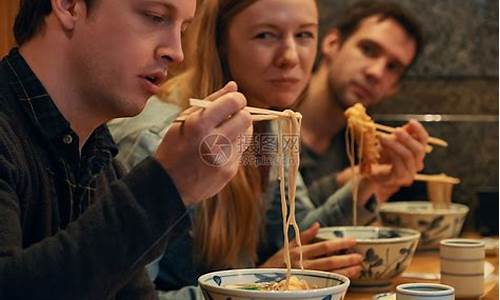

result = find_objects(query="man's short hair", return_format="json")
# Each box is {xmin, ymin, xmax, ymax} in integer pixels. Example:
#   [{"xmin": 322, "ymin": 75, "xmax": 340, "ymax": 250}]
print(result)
[
  {"xmin": 334, "ymin": 0, "xmax": 424, "ymax": 67},
  {"xmin": 13, "ymin": 0, "xmax": 96, "ymax": 46}
]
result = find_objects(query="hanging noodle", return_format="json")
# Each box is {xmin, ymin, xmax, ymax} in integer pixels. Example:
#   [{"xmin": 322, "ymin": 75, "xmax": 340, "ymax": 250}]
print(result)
[
  {"xmin": 275, "ymin": 110, "xmax": 310, "ymax": 290},
  {"xmin": 224, "ymin": 109, "xmax": 314, "ymax": 291},
  {"xmin": 344, "ymin": 103, "xmax": 381, "ymax": 226},
  {"xmin": 187, "ymin": 99, "xmax": 313, "ymax": 291}
]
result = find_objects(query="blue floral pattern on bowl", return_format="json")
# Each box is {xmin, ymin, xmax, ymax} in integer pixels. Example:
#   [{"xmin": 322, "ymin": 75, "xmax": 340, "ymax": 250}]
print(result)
[
  {"xmin": 198, "ymin": 268, "xmax": 350, "ymax": 300},
  {"xmin": 317, "ymin": 226, "xmax": 420, "ymax": 289},
  {"xmin": 379, "ymin": 201, "xmax": 469, "ymax": 249}
]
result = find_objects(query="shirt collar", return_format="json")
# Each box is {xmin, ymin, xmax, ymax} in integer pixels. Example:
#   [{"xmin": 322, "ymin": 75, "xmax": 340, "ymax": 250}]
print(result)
[{"xmin": 2, "ymin": 48, "xmax": 117, "ymax": 158}]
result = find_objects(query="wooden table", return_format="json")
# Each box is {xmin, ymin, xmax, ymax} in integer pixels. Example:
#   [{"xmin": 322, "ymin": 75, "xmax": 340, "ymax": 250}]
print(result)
[{"xmin": 347, "ymin": 235, "xmax": 498, "ymax": 300}]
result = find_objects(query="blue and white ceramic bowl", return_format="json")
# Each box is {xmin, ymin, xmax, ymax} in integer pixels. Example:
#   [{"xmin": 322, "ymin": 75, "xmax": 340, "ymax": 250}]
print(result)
[
  {"xmin": 198, "ymin": 268, "xmax": 350, "ymax": 300},
  {"xmin": 379, "ymin": 201, "xmax": 469, "ymax": 249},
  {"xmin": 316, "ymin": 226, "xmax": 420, "ymax": 289}
]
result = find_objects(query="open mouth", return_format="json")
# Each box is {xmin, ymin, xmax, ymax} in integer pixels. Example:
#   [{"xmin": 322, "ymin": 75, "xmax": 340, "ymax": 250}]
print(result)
[{"xmin": 144, "ymin": 75, "xmax": 161, "ymax": 86}]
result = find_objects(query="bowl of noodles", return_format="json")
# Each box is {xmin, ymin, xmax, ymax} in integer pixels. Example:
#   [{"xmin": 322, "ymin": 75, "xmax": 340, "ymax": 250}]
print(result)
[
  {"xmin": 316, "ymin": 226, "xmax": 420, "ymax": 290},
  {"xmin": 198, "ymin": 268, "xmax": 350, "ymax": 300},
  {"xmin": 379, "ymin": 201, "xmax": 469, "ymax": 249}
]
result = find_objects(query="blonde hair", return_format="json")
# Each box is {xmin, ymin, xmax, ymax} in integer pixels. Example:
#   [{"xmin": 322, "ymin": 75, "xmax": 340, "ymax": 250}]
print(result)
[{"xmin": 160, "ymin": 0, "xmax": 264, "ymax": 269}]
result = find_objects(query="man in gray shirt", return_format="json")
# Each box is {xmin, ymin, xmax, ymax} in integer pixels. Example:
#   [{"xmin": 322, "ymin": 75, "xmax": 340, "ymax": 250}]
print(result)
[{"xmin": 298, "ymin": 0, "xmax": 428, "ymax": 210}]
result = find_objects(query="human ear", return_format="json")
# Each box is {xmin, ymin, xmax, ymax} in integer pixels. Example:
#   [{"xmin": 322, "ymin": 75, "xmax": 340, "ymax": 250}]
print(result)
[
  {"xmin": 321, "ymin": 29, "xmax": 341, "ymax": 62},
  {"xmin": 50, "ymin": 0, "xmax": 87, "ymax": 31}
]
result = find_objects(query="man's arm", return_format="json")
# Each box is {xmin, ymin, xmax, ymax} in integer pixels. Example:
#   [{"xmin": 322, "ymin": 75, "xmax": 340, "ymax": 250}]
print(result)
[{"xmin": 0, "ymin": 156, "xmax": 189, "ymax": 300}]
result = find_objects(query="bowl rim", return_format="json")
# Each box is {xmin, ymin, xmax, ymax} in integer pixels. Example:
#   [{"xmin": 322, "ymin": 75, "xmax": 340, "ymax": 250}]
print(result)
[
  {"xmin": 316, "ymin": 226, "xmax": 421, "ymax": 244},
  {"xmin": 378, "ymin": 201, "xmax": 469, "ymax": 215},
  {"xmin": 396, "ymin": 283, "xmax": 455, "ymax": 296},
  {"xmin": 198, "ymin": 268, "xmax": 350, "ymax": 298},
  {"xmin": 440, "ymin": 238, "xmax": 485, "ymax": 248}
]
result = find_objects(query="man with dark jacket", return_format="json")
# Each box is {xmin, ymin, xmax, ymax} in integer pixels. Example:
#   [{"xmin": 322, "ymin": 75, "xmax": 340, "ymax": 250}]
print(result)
[{"xmin": 0, "ymin": 0, "xmax": 252, "ymax": 299}]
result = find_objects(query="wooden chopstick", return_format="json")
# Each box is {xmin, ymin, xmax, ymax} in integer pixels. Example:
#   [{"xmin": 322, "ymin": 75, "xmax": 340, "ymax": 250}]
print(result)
[
  {"xmin": 173, "ymin": 113, "xmax": 279, "ymax": 123},
  {"xmin": 414, "ymin": 173, "xmax": 460, "ymax": 184},
  {"xmin": 369, "ymin": 122, "xmax": 448, "ymax": 147},
  {"xmin": 189, "ymin": 98, "xmax": 301, "ymax": 119},
  {"xmin": 376, "ymin": 131, "xmax": 433, "ymax": 153}
]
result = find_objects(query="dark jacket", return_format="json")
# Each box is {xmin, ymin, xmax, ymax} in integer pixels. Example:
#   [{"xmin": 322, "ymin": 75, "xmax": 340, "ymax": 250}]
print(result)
[{"xmin": 0, "ymin": 48, "xmax": 190, "ymax": 300}]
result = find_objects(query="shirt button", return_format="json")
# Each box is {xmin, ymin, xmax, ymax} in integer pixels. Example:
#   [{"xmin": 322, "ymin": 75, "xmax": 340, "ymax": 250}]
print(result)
[{"xmin": 63, "ymin": 134, "xmax": 73, "ymax": 144}]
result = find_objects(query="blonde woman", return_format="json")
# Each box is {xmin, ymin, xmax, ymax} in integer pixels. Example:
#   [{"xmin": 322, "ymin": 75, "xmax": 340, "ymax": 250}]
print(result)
[{"xmin": 109, "ymin": 0, "xmax": 367, "ymax": 298}]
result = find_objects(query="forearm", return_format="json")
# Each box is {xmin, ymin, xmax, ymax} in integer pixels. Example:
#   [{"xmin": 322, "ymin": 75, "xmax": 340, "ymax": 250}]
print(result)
[
  {"xmin": 0, "ymin": 158, "xmax": 190, "ymax": 300},
  {"xmin": 298, "ymin": 182, "xmax": 377, "ymax": 229},
  {"xmin": 305, "ymin": 173, "xmax": 340, "ymax": 208}
]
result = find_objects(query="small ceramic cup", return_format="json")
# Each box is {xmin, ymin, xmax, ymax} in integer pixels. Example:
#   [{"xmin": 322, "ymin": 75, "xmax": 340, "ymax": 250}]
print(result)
[
  {"xmin": 440, "ymin": 239, "xmax": 485, "ymax": 298},
  {"xmin": 396, "ymin": 283, "xmax": 455, "ymax": 300}
]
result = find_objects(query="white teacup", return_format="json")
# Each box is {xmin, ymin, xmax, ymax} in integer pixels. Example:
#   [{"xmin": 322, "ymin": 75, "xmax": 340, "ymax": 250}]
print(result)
[
  {"xmin": 396, "ymin": 283, "xmax": 455, "ymax": 300},
  {"xmin": 440, "ymin": 239, "xmax": 485, "ymax": 298}
]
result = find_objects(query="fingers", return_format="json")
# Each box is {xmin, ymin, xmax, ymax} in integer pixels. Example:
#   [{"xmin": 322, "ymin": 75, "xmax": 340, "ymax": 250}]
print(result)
[
  {"xmin": 394, "ymin": 129, "xmax": 426, "ymax": 172},
  {"xmin": 285, "ymin": 237, "xmax": 363, "ymax": 279},
  {"xmin": 200, "ymin": 92, "xmax": 248, "ymax": 129},
  {"xmin": 302, "ymin": 253, "xmax": 363, "ymax": 272},
  {"xmin": 405, "ymin": 119, "xmax": 429, "ymax": 145},
  {"xmin": 215, "ymin": 109, "xmax": 252, "ymax": 142},
  {"xmin": 379, "ymin": 133, "xmax": 416, "ymax": 186},
  {"xmin": 380, "ymin": 142, "xmax": 413, "ymax": 186},
  {"xmin": 181, "ymin": 81, "xmax": 243, "ymax": 131},
  {"xmin": 179, "ymin": 106, "xmax": 201, "ymax": 116},
  {"xmin": 182, "ymin": 91, "xmax": 250, "ymax": 144},
  {"xmin": 291, "ymin": 223, "xmax": 321, "ymax": 247},
  {"xmin": 205, "ymin": 81, "xmax": 238, "ymax": 102},
  {"xmin": 186, "ymin": 81, "xmax": 247, "ymax": 131},
  {"xmin": 330, "ymin": 265, "xmax": 362, "ymax": 279},
  {"xmin": 299, "ymin": 238, "xmax": 356, "ymax": 259}
]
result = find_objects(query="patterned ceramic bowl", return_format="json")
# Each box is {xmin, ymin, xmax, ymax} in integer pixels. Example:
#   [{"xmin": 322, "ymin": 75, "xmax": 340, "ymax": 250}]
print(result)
[
  {"xmin": 316, "ymin": 226, "xmax": 420, "ymax": 289},
  {"xmin": 198, "ymin": 268, "xmax": 350, "ymax": 300},
  {"xmin": 379, "ymin": 201, "xmax": 469, "ymax": 249}
]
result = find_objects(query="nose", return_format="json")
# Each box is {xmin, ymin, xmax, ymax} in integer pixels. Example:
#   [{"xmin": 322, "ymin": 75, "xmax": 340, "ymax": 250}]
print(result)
[
  {"xmin": 274, "ymin": 35, "xmax": 299, "ymax": 69},
  {"xmin": 156, "ymin": 29, "xmax": 184, "ymax": 66},
  {"xmin": 365, "ymin": 58, "xmax": 386, "ymax": 84}
]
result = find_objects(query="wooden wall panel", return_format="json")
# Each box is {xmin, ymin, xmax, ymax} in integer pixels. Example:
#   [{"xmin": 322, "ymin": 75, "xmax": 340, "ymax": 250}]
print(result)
[{"xmin": 1, "ymin": 0, "xmax": 19, "ymax": 57}]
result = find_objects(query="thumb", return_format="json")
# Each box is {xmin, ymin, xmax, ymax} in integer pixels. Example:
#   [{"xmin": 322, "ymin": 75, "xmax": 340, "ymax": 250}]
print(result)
[
  {"xmin": 293, "ymin": 222, "xmax": 321, "ymax": 246},
  {"xmin": 205, "ymin": 81, "xmax": 238, "ymax": 102}
]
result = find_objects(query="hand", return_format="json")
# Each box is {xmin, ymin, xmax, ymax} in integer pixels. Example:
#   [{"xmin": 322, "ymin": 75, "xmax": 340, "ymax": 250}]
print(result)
[
  {"xmin": 367, "ymin": 119, "xmax": 429, "ymax": 201},
  {"xmin": 155, "ymin": 81, "xmax": 253, "ymax": 206},
  {"xmin": 260, "ymin": 223, "xmax": 363, "ymax": 278}
]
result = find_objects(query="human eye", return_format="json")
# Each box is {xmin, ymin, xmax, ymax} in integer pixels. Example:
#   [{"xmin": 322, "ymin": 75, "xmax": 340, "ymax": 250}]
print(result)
[
  {"xmin": 254, "ymin": 32, "xmax": 278, "ymax": 40},
  {"xmin": 296, "ymin": 31, "xmax": 315, "ymax": 39},
  {"xmin": 387, "ymin": 61, "xmax": 404, "ymax": 75},
  {"xmin": 359, "ymin": 41, "xmax": 379, "ymax": 58},
  {"xmin": 143, "ymin": 11, "xmax": 167, "ymax": 25}
]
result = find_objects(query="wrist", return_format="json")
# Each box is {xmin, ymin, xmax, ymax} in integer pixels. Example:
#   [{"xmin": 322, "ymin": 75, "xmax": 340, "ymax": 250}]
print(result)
[{"xmin": 355, "ymin": 176, "xmax": 377, "ymax": 207}]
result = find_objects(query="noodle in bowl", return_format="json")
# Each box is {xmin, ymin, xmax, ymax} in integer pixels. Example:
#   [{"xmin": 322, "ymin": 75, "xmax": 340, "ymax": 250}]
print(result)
[{"xmin": 198, "ymin": 268, "xmax": 350, "ymax": 300}]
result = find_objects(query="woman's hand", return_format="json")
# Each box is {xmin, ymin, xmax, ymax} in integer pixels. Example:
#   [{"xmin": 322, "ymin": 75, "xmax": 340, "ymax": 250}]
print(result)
[{"xmin": 260, "ymin": 223, "xmax": 363, "ymax": 278}]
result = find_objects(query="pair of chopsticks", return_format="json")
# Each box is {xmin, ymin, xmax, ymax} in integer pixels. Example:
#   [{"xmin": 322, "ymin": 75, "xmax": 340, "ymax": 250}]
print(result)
[
  {"xmin": 365, "ymin": 121, "xmax": 448, "ymax": 148},
  {"xmin": 174, "ymin": 99, "xmax": 297, "ymax": 122},
  {"xmin": 414, "ymin": 173, "xmax": 460, "ymax": 184},
  {"xmin": 177, "ymin": 99, "xmax": 448, "ymax": 149}
]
